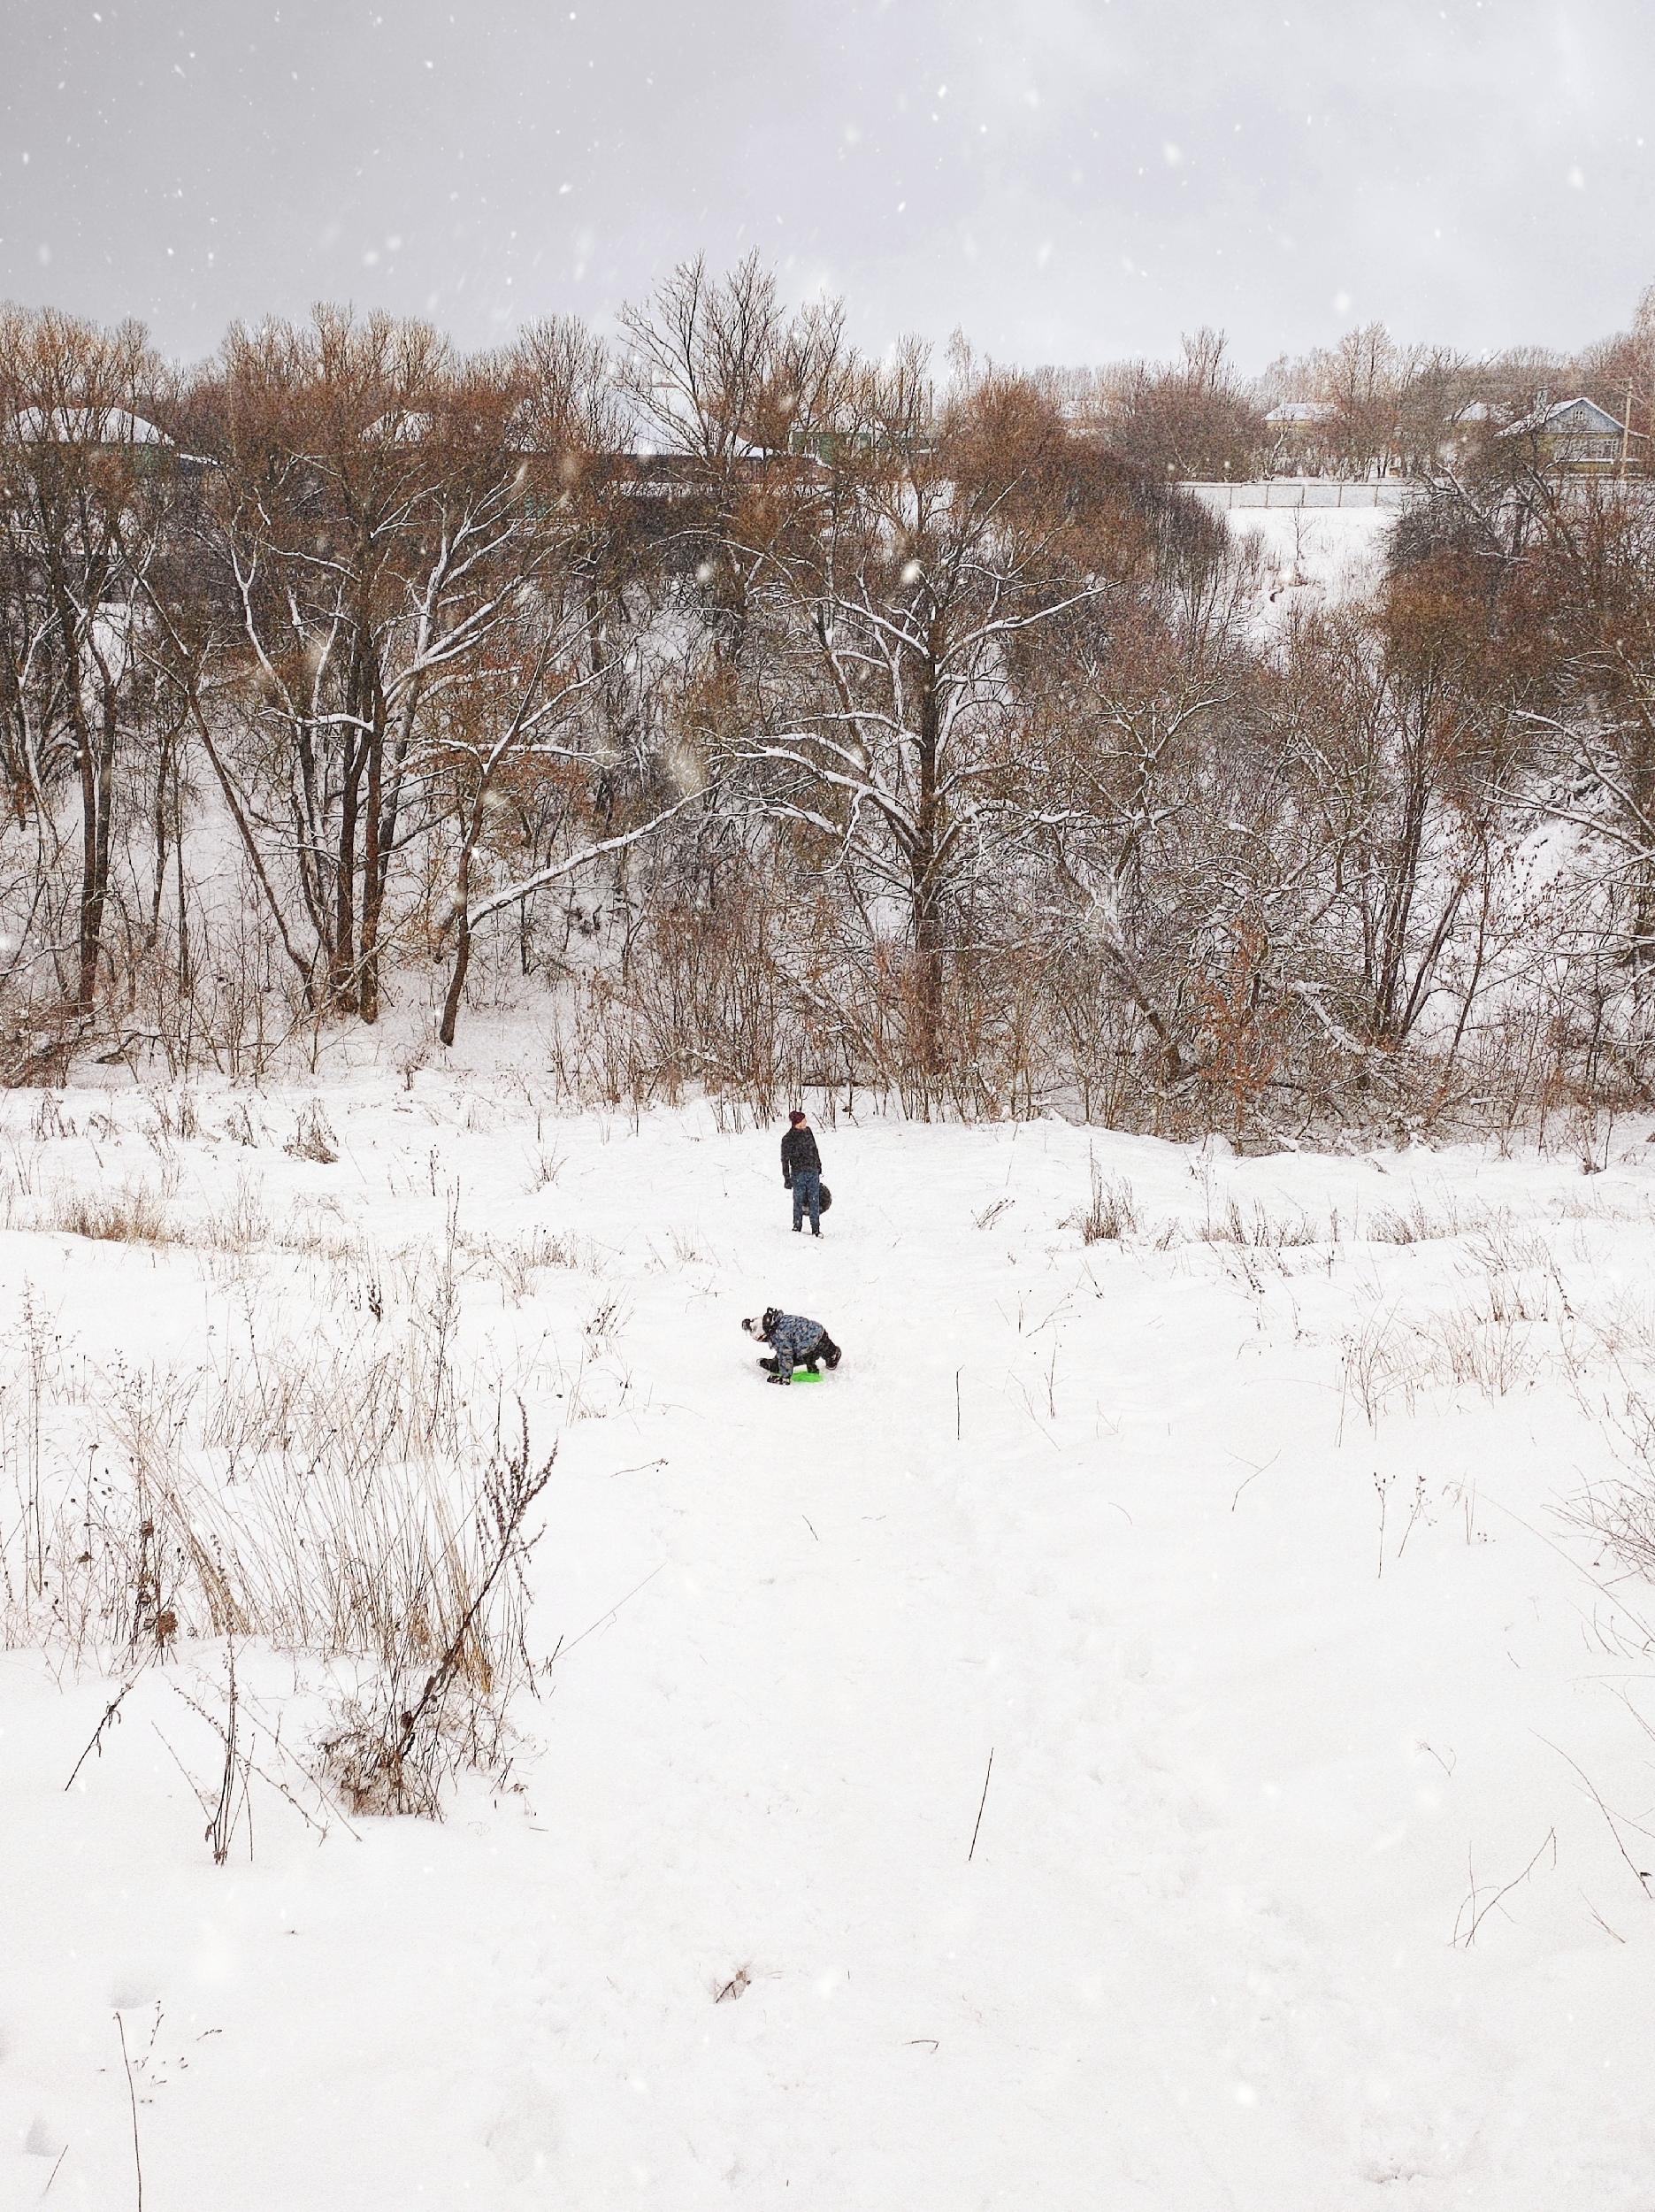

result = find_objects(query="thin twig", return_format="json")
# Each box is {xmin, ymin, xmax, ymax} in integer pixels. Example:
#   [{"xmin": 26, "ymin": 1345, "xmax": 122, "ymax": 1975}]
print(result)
[
  {"xmin": 175, "ymin": 1677, "xmax": 356, "ymax": 1841},
  {"xmin": 1229, "ymin": 1448, "xmax": 1281, "ymax": 1512},
  {"xmin": 1582, "ymin": 1890, "xmax": 1627, "ymax": 1943},
  {"xmin": 555, "ymin": 1562, "xmax": 665, "ymax": 1660},
  {"xmin": 115, "ymin": 2014, "xmax": 143, "ymax": 2212},
  {"xmin": 1485, "ymin": 1494, "xmax": 1655, "ymax": 1647},
  {"xmin": 968, "ymin": 1747, "xmax": 994, "ymax": 1863},
  {"xmin": 205, "ymin": 1642, "xmax": 241, "ymax": 1865},
  {"xmin": 149, "ymin": 1721, "xmax": 213, "ymax": 1815},
  {"xmin": 1539, "ymin": 1734, "xmax": 1655, "ymax": 1899},
  {"xmin": 1456, "ymin": 1826, "xmax": 1556, "ymax": 1945},
  {"xmin": 64, "ymin": 1673, "xmax": 144, "ymax": 1792}
]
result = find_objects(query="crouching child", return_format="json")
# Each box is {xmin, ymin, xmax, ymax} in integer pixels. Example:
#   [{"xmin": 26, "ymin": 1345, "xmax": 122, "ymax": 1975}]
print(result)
[{"xmin": 741, "ymin": 1307, "xmax": 843, "ymax": 1385}]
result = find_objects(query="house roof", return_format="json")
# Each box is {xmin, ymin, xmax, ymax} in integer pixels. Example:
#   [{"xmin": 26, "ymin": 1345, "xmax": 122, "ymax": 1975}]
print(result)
[
  {"xmin": 1264, "ymin": 402, "xmax": 1333, "ymax": 425},
  {"xmin": 1498, "ymin": 395, "xmax": 1625, "ymax": 441},
  {"xmin": 363, "ymin": 407, "xmax": 436, "ymax": 444},
  {"xmin": 10, "ymin": 405, "xmax": 171, "ymax": 446}
]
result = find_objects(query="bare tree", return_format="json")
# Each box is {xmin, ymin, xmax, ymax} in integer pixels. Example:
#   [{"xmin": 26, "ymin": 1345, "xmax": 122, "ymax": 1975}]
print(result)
[
  {"xmin": 724, "ymin": 353, "xmax": 1118, "ymax": 1080},
  {"xmin": 1317, "ymin": 324, "xmax": 1401, "ymax": 480},
  {"xmin": 175, "ymin": 311, "xmax": 539, "ymax": 1018},
  {"xmin": 1511, "ymin": 488, "xmax": 1655, "ymax": 1081},
  {"xmin": 1110, "ymin": 328, "xmax": 1266, "ymax": 482},
  {"xmin": 617, "ymin": 254, "xmax": 856, "ymax": 662},
  {"xmin": 0, "ymin": 309, "xmax": 174, "ymax": 1019}
]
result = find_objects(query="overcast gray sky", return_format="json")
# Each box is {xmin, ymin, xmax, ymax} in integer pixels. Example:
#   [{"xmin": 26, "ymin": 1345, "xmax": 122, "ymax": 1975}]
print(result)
[{"xmin": 1, "ymin": 0, "xmax": 1650, "ymax": 373}]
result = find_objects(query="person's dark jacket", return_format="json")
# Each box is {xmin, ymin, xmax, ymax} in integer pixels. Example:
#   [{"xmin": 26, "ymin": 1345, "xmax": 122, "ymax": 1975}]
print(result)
[
  {"xmin": 763, "ymin": 1310, "xmax": 827, "ymax": 1382},
  {"xmin": 780, "ymin": 1125, "xmax": 821, "ymax": 1186}
]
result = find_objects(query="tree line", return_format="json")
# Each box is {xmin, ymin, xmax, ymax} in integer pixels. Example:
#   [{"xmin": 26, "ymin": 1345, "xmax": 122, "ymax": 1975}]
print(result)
[
  {"xmin": 1, "ymin": 259, "xmax": 1653, "ymax": 1137},
  {"xmin": 1046, "ymin": 287, "xmax": 1655, "ymax": 483}
]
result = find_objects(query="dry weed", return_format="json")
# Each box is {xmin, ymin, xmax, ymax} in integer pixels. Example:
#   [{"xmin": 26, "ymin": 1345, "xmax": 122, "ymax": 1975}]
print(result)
[
  {"xmin": 1071, "ymin": 1163, "xmax": 1138, "ymax": 1243},
  {"xmin": 0, "ymin": 1216, "xmax": 553, "ymax": 1816},
  {"xmin": 44, "ymin": 1181, "xmax": 173, "ymax": 1245},
  {"xmin": 203, "ymin": 1173, "xmax": 271, "ymax": 1253},
  {"xmin": 284, "ymin": 1102, "xmax": 340, "ymax": 1164}
]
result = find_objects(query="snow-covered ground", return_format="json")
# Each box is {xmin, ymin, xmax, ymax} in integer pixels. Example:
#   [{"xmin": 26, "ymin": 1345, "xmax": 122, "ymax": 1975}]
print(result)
[
  {"xmin": 4, "ymin": 1076, "xmax": 1655, "ymax": 2208},
  {"xmin": 1230, "ymin": 504, "xmax": 1396, "ymax": 625}
]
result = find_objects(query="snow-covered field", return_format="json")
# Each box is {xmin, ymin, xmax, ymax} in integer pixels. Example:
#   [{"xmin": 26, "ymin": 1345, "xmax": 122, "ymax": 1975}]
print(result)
[
  {"xmin": 1230, "ymin": 504, "xmax": 1396, "ymax": 625},
  {"xmin": 4, "ymin": 1074, "xmax": 1655, "ymax": 2208}
]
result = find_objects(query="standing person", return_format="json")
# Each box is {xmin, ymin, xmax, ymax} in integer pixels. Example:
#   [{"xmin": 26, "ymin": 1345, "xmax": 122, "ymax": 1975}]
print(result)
[{"xmin": 780, "ymin": 1109, "xmax": 824, "ymax": 1236}]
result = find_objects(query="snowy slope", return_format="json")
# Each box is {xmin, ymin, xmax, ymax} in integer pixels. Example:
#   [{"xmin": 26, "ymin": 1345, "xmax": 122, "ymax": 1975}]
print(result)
[
  {"xmin": 1230, "ymin": 503, "xmax": 1396, "ymax": 627},
  {"xmin": 4, "ymin": 1084, "xmax": 1655, "ymax": 2208}
]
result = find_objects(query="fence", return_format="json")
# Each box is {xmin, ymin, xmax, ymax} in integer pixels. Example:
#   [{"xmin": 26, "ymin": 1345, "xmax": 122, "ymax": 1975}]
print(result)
[{"xmin": 1185, "ymin": 480, "xmax": 1421, "ymax": 513}]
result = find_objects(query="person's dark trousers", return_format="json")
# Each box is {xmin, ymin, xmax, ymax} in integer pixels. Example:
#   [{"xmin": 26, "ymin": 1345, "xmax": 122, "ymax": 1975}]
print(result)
[
  {"xmin": 764, "ymin": 1336, "xmax": 839, "ymax": 1372},
  {"xmin": 792, "ymin": 1169, "xmax": 823, "ymax": 1233}
]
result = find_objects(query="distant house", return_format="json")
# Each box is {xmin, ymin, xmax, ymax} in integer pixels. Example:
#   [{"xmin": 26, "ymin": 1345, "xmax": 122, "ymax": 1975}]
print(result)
[
  {"xmin": 363, "ymin": 407, "xmax": 436, "ymax": 445},
  {"xmin": 11, "ymin": 404, "xmax": 171, "ymax": 448},
  {"xmin": 8, "ymin": 404, "xmax": 206, "ymax": 478},
  {"xmin": 1497, "ymin": 396, "xmax": 1631, "ymax": 475},
  {"xmin": 1426, "ymin": 400, "xmax": 1491, "ymax": 472},
  {"xmin": 786, "ymin": 423, "xmax": 881, "ymax": 467},
  {"xmin": 1263, "ymin": 401, "xmax": 1335, "ymax": 472}
]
